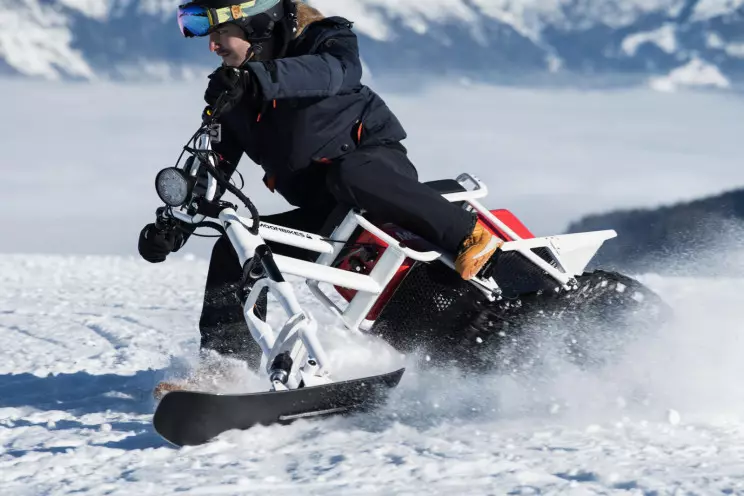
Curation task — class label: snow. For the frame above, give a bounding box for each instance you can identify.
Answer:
[56,0,111,20]
[313,0,479,27]
[622,24,678,56]
[312,0,687,43]
[707,31,726,49]
[0,4,94,80]
[564,0,686,29]
[0,0,181,79]
[312,0,480,41]
[724,43,744,58]
[650,58,731,91]
[706,32,744,58]
[312,2,391,41]
[3,255,744,493]
[691,0,744,21]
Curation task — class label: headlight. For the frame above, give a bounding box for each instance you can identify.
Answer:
[155,167,194,207]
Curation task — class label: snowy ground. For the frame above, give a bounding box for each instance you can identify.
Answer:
[3,254,744,494]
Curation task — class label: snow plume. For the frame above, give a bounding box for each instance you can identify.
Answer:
[632,216,744,278]
[661,218,744,277]
[141,251,744,435]
[358,226,744,429]
[373,272,744,433]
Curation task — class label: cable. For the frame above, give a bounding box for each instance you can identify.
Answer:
[186,232,223,239]
[166,97,262,235]
[235,170,245,190]
[321,237,382,248]
[174,220,226,238]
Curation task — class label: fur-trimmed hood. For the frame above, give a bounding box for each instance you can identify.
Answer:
[294,1,325,37]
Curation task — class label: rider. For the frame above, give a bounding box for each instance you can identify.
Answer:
[138,0,502,366]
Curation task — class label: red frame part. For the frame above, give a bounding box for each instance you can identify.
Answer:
[334,210,534,321]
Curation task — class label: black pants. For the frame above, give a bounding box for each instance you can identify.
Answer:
[199,144,475,362]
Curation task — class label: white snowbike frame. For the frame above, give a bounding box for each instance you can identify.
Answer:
[162,129,617,392]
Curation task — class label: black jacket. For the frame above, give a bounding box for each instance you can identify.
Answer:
[213,16,407,208]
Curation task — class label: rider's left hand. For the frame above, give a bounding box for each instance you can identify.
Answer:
[204,66,254,114]
[138,223,186,264]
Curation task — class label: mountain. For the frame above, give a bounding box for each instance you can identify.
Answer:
[567,187,744,274]
[2,0,744,89]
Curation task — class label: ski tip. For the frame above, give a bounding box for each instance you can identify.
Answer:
[152,367,407,447]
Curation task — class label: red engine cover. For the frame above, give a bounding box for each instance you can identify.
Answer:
[334,209,534,322]
[479,209,534,241]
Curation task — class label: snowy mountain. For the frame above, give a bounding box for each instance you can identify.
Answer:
[2,0,744,88]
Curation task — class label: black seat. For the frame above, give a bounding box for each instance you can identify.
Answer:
[424,179,467,195]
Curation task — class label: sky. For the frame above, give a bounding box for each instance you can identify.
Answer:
[2,79,743,257]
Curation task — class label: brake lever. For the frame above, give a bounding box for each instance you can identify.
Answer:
[154,207,177,232]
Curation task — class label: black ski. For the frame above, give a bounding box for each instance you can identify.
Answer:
[153,368,405,447]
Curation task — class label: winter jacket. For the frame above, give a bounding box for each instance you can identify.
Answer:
[213,2,407,208]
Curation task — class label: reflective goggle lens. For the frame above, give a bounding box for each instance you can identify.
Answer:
[177,3,212,38]
[177,1,283,38]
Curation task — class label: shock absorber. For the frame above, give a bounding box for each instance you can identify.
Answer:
[270,352,293,385]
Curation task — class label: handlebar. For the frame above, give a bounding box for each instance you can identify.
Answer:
[158,97,261,235]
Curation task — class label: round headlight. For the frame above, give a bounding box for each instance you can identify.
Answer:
[155,168,194,207]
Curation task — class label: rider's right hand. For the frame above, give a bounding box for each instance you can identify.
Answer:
[138,224,185,264]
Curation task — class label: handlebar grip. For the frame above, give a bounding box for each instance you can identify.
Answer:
[154,207,175,232]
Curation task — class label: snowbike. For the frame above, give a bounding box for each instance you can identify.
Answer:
[149,106,667,447]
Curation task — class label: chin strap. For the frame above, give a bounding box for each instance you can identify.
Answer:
[241,44,260,65]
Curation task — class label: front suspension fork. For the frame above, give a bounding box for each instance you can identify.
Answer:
[239,246,332,391]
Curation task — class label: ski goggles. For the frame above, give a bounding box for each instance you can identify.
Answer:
[177,0,283,38]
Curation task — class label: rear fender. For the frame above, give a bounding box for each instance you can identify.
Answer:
[500,231,618,276]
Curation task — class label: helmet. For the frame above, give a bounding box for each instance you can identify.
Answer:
[177,0,296,40]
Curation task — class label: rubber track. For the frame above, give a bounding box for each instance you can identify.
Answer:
[430,271,670,370]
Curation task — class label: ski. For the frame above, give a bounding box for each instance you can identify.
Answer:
[153,368,405,447]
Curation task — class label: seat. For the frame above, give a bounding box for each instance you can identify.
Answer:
[424,179,467,195]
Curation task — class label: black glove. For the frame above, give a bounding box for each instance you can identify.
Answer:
[204,66,253,115]
[138,224,185,264]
